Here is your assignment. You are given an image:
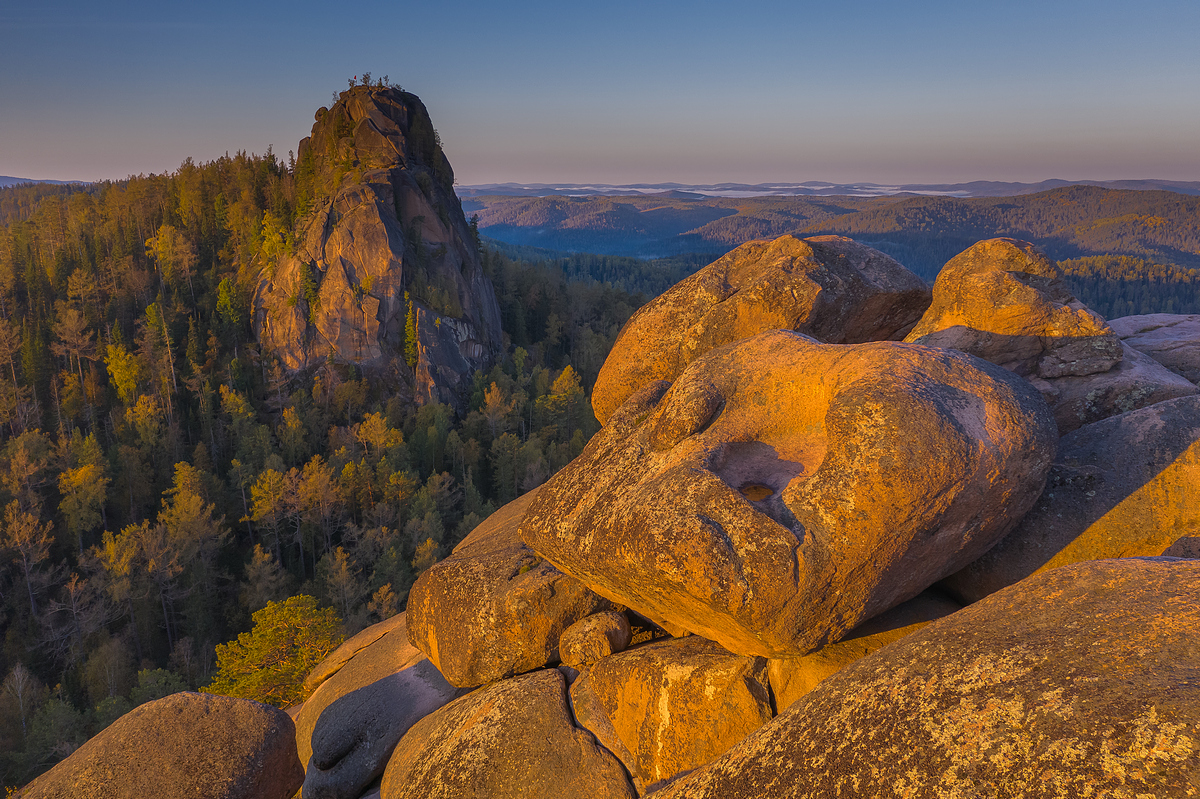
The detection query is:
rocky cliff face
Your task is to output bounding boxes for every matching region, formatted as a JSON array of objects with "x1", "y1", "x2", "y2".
[{"x1": 253, "y1": 87, "x2": 502, "y2": 405}]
